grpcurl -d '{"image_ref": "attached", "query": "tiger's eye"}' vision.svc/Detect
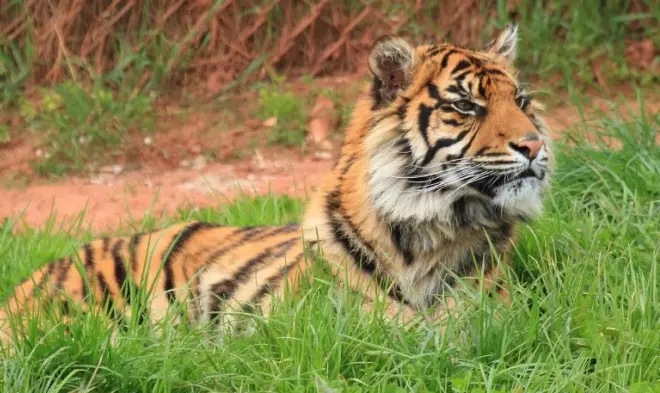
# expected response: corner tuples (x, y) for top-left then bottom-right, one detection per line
(453, 100), (475, 112)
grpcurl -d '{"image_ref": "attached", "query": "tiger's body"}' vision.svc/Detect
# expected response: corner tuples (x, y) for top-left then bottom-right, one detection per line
(1, 25), (554, 343)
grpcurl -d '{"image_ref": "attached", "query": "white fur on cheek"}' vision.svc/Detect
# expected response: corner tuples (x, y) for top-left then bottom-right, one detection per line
(493, 144), (552, 219)
(492, 179), (544, 218)
(366, 121), (461, 231)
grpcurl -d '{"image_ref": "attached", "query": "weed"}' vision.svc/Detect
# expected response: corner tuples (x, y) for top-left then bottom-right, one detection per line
(489, 0), (659, 94)
(257, 81), (307, 147)
(21, 82), (155, 177)
(0, 125), (9, 144)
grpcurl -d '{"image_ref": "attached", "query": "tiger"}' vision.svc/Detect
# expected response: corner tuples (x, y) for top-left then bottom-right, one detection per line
(0, 25), (554, 344)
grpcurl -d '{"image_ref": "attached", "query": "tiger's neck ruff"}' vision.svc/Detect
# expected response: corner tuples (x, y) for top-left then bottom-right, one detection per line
(303, 26), (554, 310)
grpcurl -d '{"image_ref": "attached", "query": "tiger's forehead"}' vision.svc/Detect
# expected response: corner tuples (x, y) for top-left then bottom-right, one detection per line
(413, 44), (520, 98)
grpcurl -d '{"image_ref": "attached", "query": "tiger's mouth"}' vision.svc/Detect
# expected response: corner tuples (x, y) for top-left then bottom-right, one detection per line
(470, 166), (546, 197)
(518, 167), (545, 181)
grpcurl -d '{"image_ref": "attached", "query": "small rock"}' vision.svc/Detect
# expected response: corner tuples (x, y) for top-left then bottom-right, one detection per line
(314, 151), (333, 160)
(308, 95), (336, 144)
(144, 136), (153, 146)
(35, 149), (43, 157)
(319, 140), (334, 151)
(192, 155), (207, 170)
(263, 117), (278, 127)
(100, 164), (123, 175)
(180, 159), (191, 168)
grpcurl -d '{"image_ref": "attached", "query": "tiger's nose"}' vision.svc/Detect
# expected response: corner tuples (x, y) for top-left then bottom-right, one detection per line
(510, 135), (544, 160)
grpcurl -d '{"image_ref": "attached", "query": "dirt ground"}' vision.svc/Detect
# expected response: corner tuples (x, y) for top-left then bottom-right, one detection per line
(1, 80), (657, 233)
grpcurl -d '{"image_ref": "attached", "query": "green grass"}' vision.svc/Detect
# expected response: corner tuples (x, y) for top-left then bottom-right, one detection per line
(256, 76), (309, 148)
(1, 96), (659, 392)
(18, 82), (155, 177)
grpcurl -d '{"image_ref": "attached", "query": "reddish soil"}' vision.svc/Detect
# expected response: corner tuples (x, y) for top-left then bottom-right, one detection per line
(1, 81), (657, 233)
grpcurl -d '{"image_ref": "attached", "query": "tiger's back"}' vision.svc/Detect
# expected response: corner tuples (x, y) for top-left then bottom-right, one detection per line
(1, 222), (311, 340)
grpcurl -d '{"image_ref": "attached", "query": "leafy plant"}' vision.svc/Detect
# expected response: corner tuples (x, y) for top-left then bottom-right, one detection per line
(257, 79), (308, 147)
(21, 82), (155, 177)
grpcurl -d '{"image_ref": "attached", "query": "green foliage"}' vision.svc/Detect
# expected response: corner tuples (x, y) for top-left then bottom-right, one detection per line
(0, 40), (35, 107)
(257, 79), (308, 147)
(491, 0), (659, 93)
(0, 125), (10, 144)
(20, 82), (155, 177)
(1, 98), (659, 392)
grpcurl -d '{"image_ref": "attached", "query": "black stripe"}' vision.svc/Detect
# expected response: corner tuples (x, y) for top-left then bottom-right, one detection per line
(421, 129), (469, 166)
(205, 227), (266, 264)
(95, 271), (126, 323)
(451, 59), (471, 75)
(395, 137), (413, 158)
(325, 189), (412, 307)
(427, 83), (442, 102)
(445, 85), (464, 95)
(454, 70), (472, 83)
(191, 226), (268, 319)
(474, 146), (490, 156)
(440, 49), (457, 68)
(209, 238), (298, 315)
(396, 102), (408, 119)
(371, 76), (383, 109)
(96, 272), (113, 308)
(54, 257), (71, 290)
(129, 233), (143, 273)
(446, 125), (479, 161)
(390, 223), (414, 265)
(478, 79), (486, 98)
(162, 222), (217, 304)
(484, 67), (506, 77)
(441, 118), (461, 127)
(249, 251), (305, 306)
(111, 239), (131, 304)
(235, 225), (296, 247)
(251, 224), (299, 243)
(30, 258), (60, 299)
(418, 104), (433, 148)
(437, 104), (455, 113)
(427, 45), (441, 57)
(102, 237), (110, 255)
(341, 153), (358, 176)
(81, 243), (95, 301)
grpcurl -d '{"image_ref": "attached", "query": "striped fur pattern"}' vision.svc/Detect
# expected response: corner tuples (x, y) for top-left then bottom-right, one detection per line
(1, 223), (313, 342)
(1, 25), (554, 342)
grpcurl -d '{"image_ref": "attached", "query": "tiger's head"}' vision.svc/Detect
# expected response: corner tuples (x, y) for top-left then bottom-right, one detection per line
(364, 25), (555, 226)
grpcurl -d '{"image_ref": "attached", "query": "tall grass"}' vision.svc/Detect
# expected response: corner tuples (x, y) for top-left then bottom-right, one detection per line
(0, 97), (658, 392)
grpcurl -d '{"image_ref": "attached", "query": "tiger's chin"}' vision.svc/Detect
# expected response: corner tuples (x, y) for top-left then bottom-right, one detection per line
(492, 177), (548, 221)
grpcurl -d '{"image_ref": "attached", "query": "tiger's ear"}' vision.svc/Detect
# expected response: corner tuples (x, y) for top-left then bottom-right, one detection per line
(368, 36), (415, 106)
(486, 24), (518, 63)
